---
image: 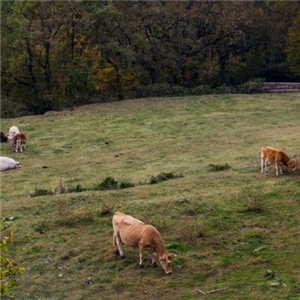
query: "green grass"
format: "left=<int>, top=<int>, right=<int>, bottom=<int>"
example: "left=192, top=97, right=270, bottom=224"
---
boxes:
left=1, top=94, right=300, bottom=299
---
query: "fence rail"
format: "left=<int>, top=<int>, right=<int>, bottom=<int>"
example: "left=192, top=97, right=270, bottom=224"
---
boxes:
left=262, top=82, right=300, bottom=92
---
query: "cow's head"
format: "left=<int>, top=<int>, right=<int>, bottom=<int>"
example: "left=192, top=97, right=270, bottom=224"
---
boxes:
left=288, top=160, right=297, bottom=171
left=159, top=253, right=176, bottom=274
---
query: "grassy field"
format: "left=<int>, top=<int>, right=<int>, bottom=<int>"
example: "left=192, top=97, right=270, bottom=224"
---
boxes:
left=1, top=94, right=300, bottom=300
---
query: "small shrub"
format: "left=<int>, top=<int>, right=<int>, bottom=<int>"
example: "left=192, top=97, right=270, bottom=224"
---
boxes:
left=149, top=172, right=183, bottom=184
left=93, top=177, right=118, bottom=191
left=67, top=184, right=86, bottom=193
left=208, top=163, right=231, bottom=172
left=30, top=187, right=54, bottom=197
left=120, top=180, right=135, bottom=189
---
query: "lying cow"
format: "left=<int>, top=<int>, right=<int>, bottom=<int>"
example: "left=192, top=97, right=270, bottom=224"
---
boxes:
left=261, top=145, right=297, bottom=176
left=0, top=156, right=20, bottom=171
left=13, top=132, right=27, bottom=153
left=7, top=126, right=20, bottom=151
left=113, top=211, right=176, bottom=274
left=1, top=132, right=8, bottom=143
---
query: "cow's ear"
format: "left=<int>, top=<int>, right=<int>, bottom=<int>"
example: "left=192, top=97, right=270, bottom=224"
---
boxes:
left=171, top=253, right=177, bottom=258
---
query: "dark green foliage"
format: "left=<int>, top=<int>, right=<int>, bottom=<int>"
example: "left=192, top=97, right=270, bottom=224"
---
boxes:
left=67, top=184, right=86, bottom=193
left=149, top=172, right=183, bottom=184
left=120, top=181, right=135, bottom=189
left=30, top=188, right=54, bottom=197
left=208, top=163, right=231, bottom=172
left=2, top=1, right=300, bottom=116
left=93, top=177, right=118, bottom=191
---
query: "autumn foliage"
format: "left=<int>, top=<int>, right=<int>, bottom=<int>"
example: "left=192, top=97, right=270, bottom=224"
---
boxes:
left=1, top=1, right=300, bottom=116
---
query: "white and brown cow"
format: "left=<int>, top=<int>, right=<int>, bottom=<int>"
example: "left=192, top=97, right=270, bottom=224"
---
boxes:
left=113, top=211, right=176, bottom=274
left=261, top=145, right=297, bottom=176
left=7, top=126, right=20, bottom=151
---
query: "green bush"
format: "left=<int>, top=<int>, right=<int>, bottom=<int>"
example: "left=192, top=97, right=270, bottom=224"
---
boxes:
left=93, top=176, right=118, bottom=191
left=149, top=172, right=183, bottom=184
left=67, top=184, right=86, bottom=193
left=30, top=187, right=54, bottom=197
left=208, top=163, right=231, bottom=172
left=120, top=181, right=135, bottom=189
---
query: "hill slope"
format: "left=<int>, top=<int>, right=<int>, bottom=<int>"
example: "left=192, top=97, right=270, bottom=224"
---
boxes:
left=1, top=94, right=300, bottom=300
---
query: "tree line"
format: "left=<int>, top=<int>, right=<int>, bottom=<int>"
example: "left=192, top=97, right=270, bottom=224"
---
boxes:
left=1, top=1, right=300, bottom=116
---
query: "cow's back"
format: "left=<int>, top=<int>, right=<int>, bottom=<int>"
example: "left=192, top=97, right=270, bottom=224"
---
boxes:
left=8, top=126, right=20, bottom=141
left=113, top=212, right=145, bottom=247
left=262, top=146, right=279, bottom=161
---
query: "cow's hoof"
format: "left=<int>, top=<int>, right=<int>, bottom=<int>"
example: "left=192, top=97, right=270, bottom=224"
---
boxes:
left=114, top=250, right=119, bottom=256
left=139, top=264, right=145, bottom=269
left=121, top=255, right=125, bottom=259
left=152, top=262, right=158, bottom=268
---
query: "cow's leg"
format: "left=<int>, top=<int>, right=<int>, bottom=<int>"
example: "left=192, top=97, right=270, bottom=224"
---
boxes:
left=261, top=155, right=264, bottom=173
left=138, top=245, right=145, bottom=268
left=150, top=254, right=157, bottom=268
left=264, top=159, right=268, bottom=173
left=279, top=164, right=283, bottom=175
left=114, top=234, right=125, bottom=258
left=275, top=162, right=279, bottom=176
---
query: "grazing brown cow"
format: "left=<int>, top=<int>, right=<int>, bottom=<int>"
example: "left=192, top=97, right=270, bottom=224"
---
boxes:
left=13, top=132, right=27, bottom=153
left=112, top=212, right=176, bottom=274
left=261, top=145, right=296, bottom=176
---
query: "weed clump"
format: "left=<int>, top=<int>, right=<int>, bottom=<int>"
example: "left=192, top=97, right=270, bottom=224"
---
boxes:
left=208, top=163, right=231, bottom=172
left=68, top=184, right=86, bottom=193
left=149, top=172, right=183, bottom=184
left=93, top=176, right=118, bottom=191
left=120, top=180, right=135, bottom=189
left=30, top=187, right=54, bottom=197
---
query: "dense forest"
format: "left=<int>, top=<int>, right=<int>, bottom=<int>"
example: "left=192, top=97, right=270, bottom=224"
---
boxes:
left=1, top=1, right=300, bottom=116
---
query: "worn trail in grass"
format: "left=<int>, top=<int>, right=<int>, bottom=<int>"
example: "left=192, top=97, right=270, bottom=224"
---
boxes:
left=1, top=94, right=300, bottom=299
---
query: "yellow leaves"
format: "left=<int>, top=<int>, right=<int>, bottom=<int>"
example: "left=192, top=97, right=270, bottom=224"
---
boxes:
left=1, top=218, right=24, bottom=297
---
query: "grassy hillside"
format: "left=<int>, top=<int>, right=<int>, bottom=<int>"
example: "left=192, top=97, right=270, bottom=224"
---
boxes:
left=1, top=94, right=300, bottom=300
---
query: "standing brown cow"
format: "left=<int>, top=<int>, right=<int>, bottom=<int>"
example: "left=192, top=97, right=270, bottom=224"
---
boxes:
left=261, top=145, right=296, bottom=176
left=112, top=212, right=176, bottom=274
left=13, top=132, right=27, bottom=153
